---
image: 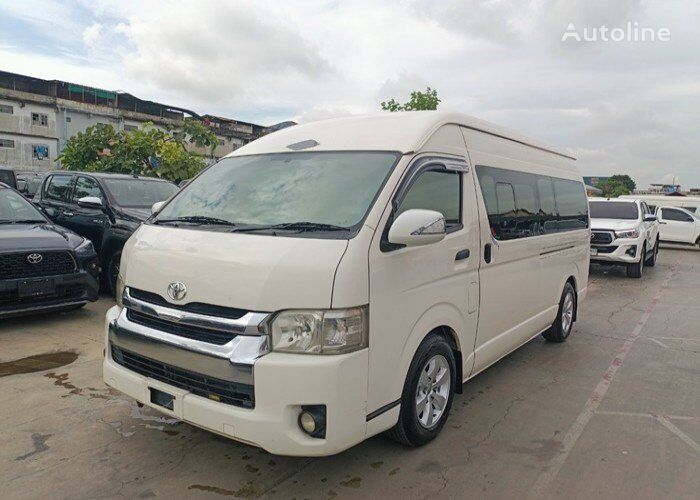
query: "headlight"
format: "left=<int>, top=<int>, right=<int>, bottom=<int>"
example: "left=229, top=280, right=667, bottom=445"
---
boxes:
left=615, top=228, right=640, bottom=239
left=115, top=275, right=125, bottom=307
left=270, top=307, right=368, bottom=354
left=74, top=238, right=95, bottom=255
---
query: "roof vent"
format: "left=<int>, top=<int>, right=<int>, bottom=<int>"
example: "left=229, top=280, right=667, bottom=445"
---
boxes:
left=287, top=139, right=319, bottom=151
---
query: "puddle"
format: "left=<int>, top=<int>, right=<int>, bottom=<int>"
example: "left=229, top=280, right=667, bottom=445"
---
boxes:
left=0, top=351, right=78, bottom=377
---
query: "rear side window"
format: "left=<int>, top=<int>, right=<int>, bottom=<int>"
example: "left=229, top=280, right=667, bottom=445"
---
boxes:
left=44, top=175, right=73, bottom=202
left=396, top=169, right=461, bottom=228
left=476, top=165, right=588, bottom=240
left=553, top=179, right=588, bottom=230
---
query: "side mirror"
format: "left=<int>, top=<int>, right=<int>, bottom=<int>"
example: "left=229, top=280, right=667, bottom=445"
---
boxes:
left=643, top=214, right=657, bottom=222
left=151, top=201, right=165, bottom=214
left=77, top=196, right=103, bottom=209
left=388, top=209, right=446, bottom=247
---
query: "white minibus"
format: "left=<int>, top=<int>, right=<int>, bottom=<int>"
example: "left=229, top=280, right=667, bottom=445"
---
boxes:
left=104, top=112, right=590, bottom=456
left=619, top=194, right=700, bottom=214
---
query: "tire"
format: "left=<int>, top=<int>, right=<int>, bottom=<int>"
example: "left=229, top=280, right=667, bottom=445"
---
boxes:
left=386, top=334, right=456, bottom=447
left=626, top=244, right=645, bottom=278
left=542, top=282, right=576, bottom=343
left=106, top=252, right=121, bottom=295
left=645, top=238, right=659, bottom=267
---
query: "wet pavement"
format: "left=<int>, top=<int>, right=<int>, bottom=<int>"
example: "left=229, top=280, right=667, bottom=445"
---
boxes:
left=0, top=247, right=698, bottom=499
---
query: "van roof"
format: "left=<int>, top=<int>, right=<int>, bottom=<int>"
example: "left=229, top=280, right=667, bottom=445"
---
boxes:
left=227, top=111, right=575, bottom=160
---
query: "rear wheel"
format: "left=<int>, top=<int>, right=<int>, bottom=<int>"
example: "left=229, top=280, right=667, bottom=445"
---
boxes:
left=626, top=244, right=645, bottom=278
left=386, top=334, right=456, bottom=447
left=542, top=282, right=576, bottom=342
left=645, top=238, right=659, bottom=267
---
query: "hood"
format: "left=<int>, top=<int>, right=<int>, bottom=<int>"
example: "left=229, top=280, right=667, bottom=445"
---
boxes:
left=122, top=224, right=350, bottom=312
left=115, top=206, right=151, bottom=221
left=590, top=219, right=640, bottom=231
left=0, top=223, right=83, bottom=252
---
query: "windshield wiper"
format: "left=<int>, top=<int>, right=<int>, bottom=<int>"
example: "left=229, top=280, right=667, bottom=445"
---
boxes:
left=0, top=219, right=46, bottom=224
left=233, top=221, right=348, bottom=233
left=153, top=216, right=236, bottom=226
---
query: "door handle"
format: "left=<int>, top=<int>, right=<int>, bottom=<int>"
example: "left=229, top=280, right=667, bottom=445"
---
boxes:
left=63, top=212, right=74, bottom=217
left=484, top=243, right=492, bottom=263
left=455, top=249, right=470, bottom=261
left=659, top=221, right=667, bottom=224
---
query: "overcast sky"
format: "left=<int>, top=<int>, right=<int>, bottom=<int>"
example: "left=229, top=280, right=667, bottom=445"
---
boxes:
left=1, top=0, right=698, bottom=187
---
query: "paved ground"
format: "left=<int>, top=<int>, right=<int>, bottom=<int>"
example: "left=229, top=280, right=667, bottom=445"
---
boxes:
left=1, top=247, right=698, bottom=499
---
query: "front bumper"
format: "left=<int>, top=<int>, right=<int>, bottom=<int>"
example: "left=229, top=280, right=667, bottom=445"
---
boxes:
left=590, top=236, right=643, bottom=264
left=0, top=270, right=99, bottom=318
left=103, top=306, right=369, bottom=456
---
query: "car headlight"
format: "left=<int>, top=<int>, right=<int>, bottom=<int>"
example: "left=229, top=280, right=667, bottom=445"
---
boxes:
left=270, top=307, right=368, bottom=354
left=74, top=238, right=95, bottom=255
left=115, top=275, right=125, bottom=307
left=615, top=228, right=640, bottom=239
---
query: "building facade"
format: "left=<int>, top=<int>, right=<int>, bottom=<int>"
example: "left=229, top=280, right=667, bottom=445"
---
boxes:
left=0, top=70, right=276, bottom=172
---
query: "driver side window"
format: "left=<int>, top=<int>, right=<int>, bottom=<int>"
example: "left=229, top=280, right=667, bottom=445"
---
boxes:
left=72, top=176, right=103, bottom=204
left=395, top=169, right=462, bottom=231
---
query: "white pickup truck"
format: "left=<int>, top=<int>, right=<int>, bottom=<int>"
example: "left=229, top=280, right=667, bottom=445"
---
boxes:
left=589, top=198, right=660, bottom=278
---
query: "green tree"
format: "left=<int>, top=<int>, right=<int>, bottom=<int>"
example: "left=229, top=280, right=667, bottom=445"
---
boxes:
left=60, top=120, right=218, bottom=182
left=381, top=87, right=441, bottom=112
left=599, top=178, right=631, bottom=198
left=607, top=174, right=636, bottom=193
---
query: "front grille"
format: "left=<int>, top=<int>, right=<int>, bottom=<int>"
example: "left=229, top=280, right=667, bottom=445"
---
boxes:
left=127, top=309, right=237, bottom=345
left=0, top=284, right=85, bottom=308
left=591, top=231, right=614, bottom=245
left=111, top=346, right=254, bottom=408
left=129, top=288, right=247, bottom=319
left=0, top=251, right=76, bottom=280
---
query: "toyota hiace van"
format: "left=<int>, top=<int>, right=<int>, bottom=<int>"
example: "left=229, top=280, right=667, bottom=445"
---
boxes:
left=104, top=112, right=589, bottom=456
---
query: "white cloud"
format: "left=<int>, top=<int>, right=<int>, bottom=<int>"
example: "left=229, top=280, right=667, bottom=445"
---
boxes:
left=1, top=0, right=698, bottom=187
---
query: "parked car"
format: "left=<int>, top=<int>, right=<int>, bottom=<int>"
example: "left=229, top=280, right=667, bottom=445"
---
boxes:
left=657, top=206, right=700, bottom=246
left=16, top=171, right=44, bottom=199
left=33, top=172, right=178, bottom=293
left=0, top=167, right=17, bottom=189
left=589, top=198, right=660, bottom=278
left=619, top=193, right=700, bottom=214
left=0, top=182, right=99, bottom=318
left=104, top=112, right=590, bottom=456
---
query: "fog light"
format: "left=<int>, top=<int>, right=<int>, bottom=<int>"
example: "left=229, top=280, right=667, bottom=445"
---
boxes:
left=626, top=245, right=637, bottom=257
left=298, top=405, right=326, bottom=438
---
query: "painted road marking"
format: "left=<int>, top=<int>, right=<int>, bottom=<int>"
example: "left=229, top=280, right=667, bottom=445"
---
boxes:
left=529, top=256, right=683, bottom=497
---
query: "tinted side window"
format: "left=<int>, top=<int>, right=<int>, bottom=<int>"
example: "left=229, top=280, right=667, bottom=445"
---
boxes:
left=44, top=175, right=73, bottom=202
left=72, top=176, right=103, bottom=203
left=553, top=179, right=588, bottom=230
left=396, top=170, right=461, bottom=228
left=662, top=208, right=693, bottom=222
left=477, top=165, right=588, bottom=239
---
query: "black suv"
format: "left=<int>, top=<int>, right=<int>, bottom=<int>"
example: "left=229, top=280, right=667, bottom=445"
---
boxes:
left=33, top=172, right=178, bottom=292
left=0, top=182, right=99, bottom=318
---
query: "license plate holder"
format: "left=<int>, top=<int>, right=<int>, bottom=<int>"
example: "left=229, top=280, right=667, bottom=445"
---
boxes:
left=18, top=278, right=55, bottom=298
left=149, top=387, right=175, bottom=410
left=590, top=248, right=598, bottom=256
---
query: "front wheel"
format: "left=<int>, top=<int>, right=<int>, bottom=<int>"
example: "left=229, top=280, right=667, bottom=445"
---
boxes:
left=626, top=244, right=645, bottom=278
left=386, top=334, right=456, bottom=447
left=106, top=252, right=121, bottom=295
left=645, top=238, right=659, bottom=267
left=542, top=282, right=576, bottom=342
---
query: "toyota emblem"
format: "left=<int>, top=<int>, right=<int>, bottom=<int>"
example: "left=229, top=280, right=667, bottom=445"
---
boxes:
left=167, top=281, right=187, bottom=301
left=27, top=253, right=43, bottom=264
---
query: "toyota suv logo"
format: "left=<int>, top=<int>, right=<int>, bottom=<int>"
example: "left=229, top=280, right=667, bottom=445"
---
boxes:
left=167, top=281, right=187, bottom=301
left=27, top=253, right=43, bottom=264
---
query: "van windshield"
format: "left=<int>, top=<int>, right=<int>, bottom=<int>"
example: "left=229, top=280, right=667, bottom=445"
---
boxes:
left=589, top=201, right=639, bottom=220
left=154, top=152, right=399, bottom=235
